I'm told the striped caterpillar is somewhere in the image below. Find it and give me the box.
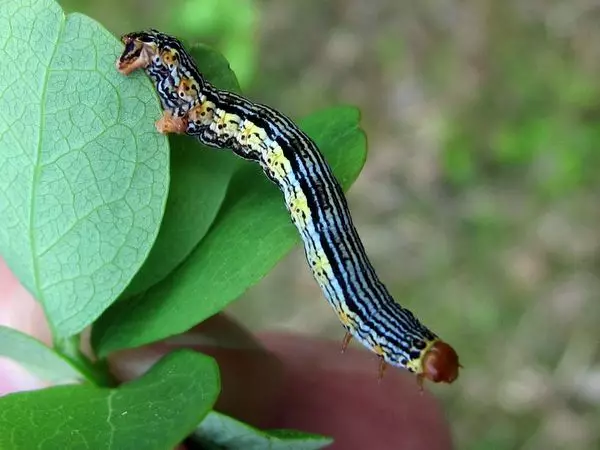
[116,30,460,388]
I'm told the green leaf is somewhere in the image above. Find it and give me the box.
[174,1,258,87]
[122,44,241,297]
[0,0,169,337]
[122,144,237,297]
[92,106,367,356]
[193,411,333,450]
[187,43,243,94]
[0,349,220,450]
[0,325,85,384]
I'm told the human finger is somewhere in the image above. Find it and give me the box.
[257,332,454,450]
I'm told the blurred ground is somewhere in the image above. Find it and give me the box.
[61,1,600,448]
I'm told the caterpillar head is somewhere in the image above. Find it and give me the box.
[418,340,461,387]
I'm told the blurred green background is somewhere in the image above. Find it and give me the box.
[59,1,600,449]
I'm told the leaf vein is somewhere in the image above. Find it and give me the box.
[28,7,66,307]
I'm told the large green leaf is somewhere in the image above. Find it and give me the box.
[93,105,367,356]
[122,44,242,297]
[0,0,169,337]
[193,411,333,450]
[0,325,85,384]
[0,350,220,450]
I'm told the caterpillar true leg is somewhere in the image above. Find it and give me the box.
[378,358,387,382]
[341,332,352,353]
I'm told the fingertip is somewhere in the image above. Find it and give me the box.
[107,314,285,429]
[258,332,454,450]
[0,258,52,345]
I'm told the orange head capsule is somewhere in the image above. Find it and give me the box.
[417,340,461,388]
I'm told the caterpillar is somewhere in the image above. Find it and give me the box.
[116,30,460,388]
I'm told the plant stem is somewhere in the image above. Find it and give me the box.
[54,334,117,388]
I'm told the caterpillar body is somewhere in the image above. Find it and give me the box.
[116,30,460,387]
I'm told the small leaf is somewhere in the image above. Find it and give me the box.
[0,0,169,337]
[0,325,84,384]
[122,145,237,297]
[187,43,242,94]
[92,106,367,356]
[0,349,220,450]
[174,1,258,87]
[193,411,333,450]
[122,44,242,297]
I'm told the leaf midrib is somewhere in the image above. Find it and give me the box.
[28,13,66,322]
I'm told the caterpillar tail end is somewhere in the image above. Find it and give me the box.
[115,34,151,76]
